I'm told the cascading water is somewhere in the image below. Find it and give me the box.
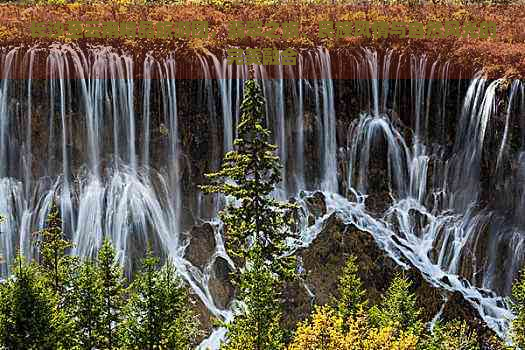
[0,44,524,347]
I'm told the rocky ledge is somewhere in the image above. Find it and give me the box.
[184,191,498,346]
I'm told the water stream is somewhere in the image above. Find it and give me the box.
[0,44,524,347]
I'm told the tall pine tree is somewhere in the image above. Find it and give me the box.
[201,79,298,350]
[200,78,297,279]
[35,204,78,349]
[222,249,287,350]
[67,260,105,349]
[120,253,200,350]
[97,239,125,349]
[35,204,76,295]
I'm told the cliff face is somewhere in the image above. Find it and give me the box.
[1,47,522,285]
[0,39,524,344]
[185,191,498,345]
[0,60,475,233]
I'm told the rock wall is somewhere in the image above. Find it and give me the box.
[185,192,498,346]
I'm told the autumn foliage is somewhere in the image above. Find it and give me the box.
[0,4,524,77]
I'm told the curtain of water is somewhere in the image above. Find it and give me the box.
[0,45,524,347]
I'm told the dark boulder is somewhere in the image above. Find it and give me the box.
[208,256,235,310]
[185,222,216,269]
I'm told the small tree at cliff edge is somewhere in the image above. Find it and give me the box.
[200,78,298,350]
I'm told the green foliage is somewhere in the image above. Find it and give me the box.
[333,255,367,321]
[52,295,78,350]
[67,261,105,349]
[97,239,126,349]
[369,274,423,334]
[200,78,297,281]
[425,320,480,350]
[288,262,489,350]
[33,205,78,349]
[0,204,201,350]
[201,79,296,350]
[50,237,127,350]
[223,249,286,350]
[0,256,56,350]
[511,268,525,349]
[35,205,77,294]
[120,253,200,349]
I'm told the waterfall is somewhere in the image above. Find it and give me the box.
[317,48,338,193]
[295,55,305,192]
[0,44,524,347]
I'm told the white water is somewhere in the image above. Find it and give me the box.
[0,45,524,348]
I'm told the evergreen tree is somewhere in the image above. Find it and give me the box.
[97,239,125,349]
[511,267,525,348]
[0,256,55,350]
[35,204,78,349]
[369,274,423,334]
[67,261,104,349]
[200,79,298,350]
[333,255,367,321]
[35,204,76,294]
[120,253,200,349]
[200,78,297,280]
[223,249,286,350]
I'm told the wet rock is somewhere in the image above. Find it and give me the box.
[428,225,447,263]
[405,269,443,321]
[365,133,391,214]
[440,275,453,287]
[346,187,359,203]
[191,296,215,344]
[441,291,497,347]
[188,197,498,346]
[293,213,401,310]
[188,256,234,344]
[303,110,322,178]
[366,190,393,214]
[442,291,481,322]
[282,279,313,330]
[407,207,429,237]
[304,191,327,225]
[185,223,216,269]
[208,256,235,310]
[471,224,493,288]
[336,119,347,151]
[286,210,493,338]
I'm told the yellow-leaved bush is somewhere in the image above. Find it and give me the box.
[362,326,418,350]
[287,256,487,350]
[288,305,420,350]
[288,306,349,350]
